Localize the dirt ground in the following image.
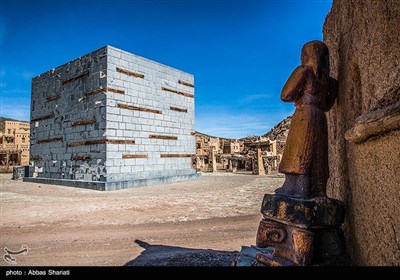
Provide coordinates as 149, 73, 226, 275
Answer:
0, 172, 283, 266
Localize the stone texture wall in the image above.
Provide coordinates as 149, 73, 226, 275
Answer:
28, 46, 197, 190
104, 46, 196, 189
323, 0, 400, 265
30, 47, 108, 185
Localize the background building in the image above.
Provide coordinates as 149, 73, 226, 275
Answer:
0, 117, 30, 172
194, 116, 291, 174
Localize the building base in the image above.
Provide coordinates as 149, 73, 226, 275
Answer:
23, 173, 201, 191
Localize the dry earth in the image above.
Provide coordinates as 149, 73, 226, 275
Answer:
0, 172, 283, 266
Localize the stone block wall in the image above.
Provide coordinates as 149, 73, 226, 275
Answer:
26, 46, 198, 190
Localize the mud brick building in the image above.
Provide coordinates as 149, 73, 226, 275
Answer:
25, 46, 198, 190
0, 118, 30, 171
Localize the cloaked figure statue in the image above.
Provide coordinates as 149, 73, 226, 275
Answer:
276, 40, 338, 198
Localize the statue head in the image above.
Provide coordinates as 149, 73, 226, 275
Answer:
301, 40, 329, 78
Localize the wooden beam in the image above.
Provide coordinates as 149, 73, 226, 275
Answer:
31, 113, 55, 122
170, 106, 188, 113
67, 139, 135, 147
61, 70, 90, 85
72, 118, 96, 127
107, 139, 136, 145
161, 87, 194, 98
85, 87, 124, 97
30, 157, 42, 161
71, 155, 91, 161
122, 154, 148, 159
116, 67, 144, 79
67, 139, 106, 147
37, 137, 63, 144
107, 88, 125, 95
160, 154, 193, 158
117, 103, 162, 114
178, 80, 194, 88
46, 95, 61, 101
85, 87, 106, 96
149, 134, 178, 140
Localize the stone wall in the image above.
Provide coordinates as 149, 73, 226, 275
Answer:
104, 46, 197, 189
323, 0, 400, 265
27, 46, 197, 190
29, 47, 107, 186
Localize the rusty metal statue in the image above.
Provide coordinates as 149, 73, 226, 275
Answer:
239, 41, 345, 266
276, 40, 338, 198
239, 41, 345, 267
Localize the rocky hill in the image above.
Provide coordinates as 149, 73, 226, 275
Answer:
262, 115, 292, 141
0, 116, 28, 123
209, 115, 292, 142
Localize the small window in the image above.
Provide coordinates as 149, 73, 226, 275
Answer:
22, 138, 25, 143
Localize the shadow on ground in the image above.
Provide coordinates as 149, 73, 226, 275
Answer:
125, 239, 239, 266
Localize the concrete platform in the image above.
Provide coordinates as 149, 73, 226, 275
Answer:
24, 173, 201, 191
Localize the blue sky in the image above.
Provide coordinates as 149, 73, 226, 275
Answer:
0, 0, 332, 139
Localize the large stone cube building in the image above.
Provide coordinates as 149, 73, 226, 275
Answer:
25, 46, 198, 190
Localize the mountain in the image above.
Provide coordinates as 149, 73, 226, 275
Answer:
262, 115, 292, 141
237, 115, 292, 142
0, 116, 29, 123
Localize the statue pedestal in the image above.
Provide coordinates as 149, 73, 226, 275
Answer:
252, 194, 345, 266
